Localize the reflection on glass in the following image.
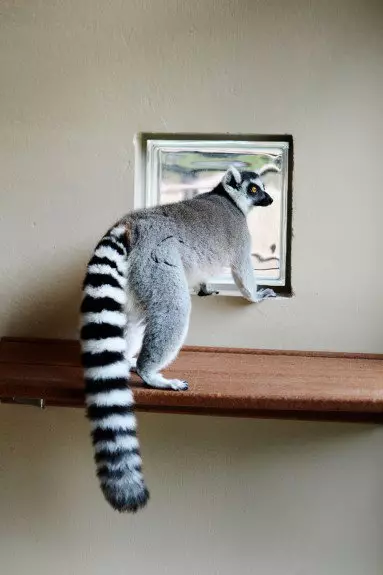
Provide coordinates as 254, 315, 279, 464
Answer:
158, 148, 283, 283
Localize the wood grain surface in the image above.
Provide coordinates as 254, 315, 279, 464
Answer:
1, 338, 383, 422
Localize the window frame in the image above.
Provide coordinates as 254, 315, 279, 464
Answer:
134, 133, 293, 297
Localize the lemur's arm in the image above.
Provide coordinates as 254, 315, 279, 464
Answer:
231, 243, 276, 303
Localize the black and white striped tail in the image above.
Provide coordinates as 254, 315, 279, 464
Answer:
80, 224, 149, 512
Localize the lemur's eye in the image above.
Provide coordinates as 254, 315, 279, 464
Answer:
251, 186, 258, 194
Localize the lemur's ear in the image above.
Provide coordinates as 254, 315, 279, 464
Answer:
257, 163, 281, 177
224, 165, 242, 188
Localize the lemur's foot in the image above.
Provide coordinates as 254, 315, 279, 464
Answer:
137, 371, 189, 391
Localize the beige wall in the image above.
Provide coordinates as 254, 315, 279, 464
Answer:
1, 1, 383, 573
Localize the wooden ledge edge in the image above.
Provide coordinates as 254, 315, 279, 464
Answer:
1, 336, 382, 361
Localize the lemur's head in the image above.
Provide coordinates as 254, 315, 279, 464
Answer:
222, 165, 279, 214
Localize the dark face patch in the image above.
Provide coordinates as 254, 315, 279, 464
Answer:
246, 180, 273, 207
221, 168, 274, 212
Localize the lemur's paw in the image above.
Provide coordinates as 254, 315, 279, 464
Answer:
168, 379, 189, 391
138, 371, 189, 391
197, 282, 219, 297
257, 288, 277, 300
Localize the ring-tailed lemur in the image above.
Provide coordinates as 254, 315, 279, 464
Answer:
80, 165, 278, 513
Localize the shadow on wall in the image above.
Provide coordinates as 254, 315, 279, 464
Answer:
0, 406, 379, 539
4, 257, 86, 339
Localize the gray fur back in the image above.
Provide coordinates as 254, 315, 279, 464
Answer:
123, 190, 249, 288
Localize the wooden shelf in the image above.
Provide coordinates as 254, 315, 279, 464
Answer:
1, 338, 383, 422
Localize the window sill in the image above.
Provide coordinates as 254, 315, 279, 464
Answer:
0, 338, 382, 423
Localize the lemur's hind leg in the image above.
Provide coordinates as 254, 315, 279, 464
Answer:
125, 315, 145, 373
133, 256, 191, 391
